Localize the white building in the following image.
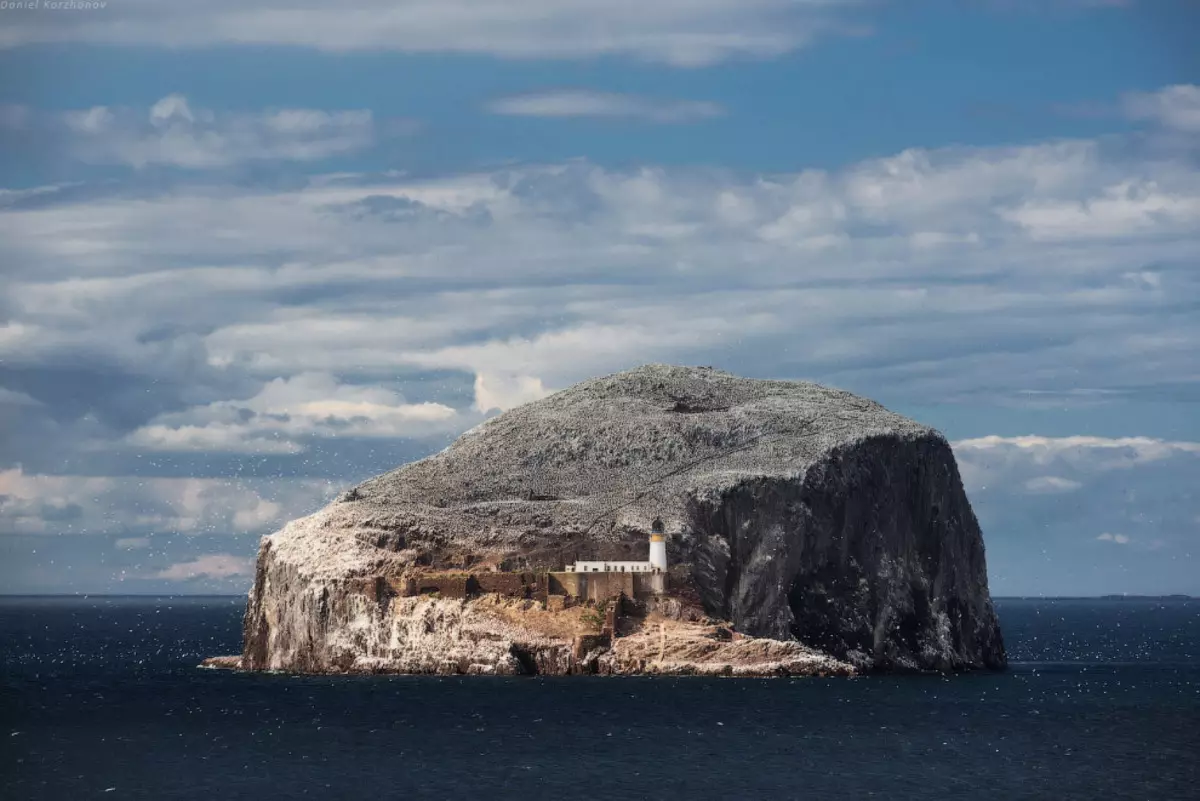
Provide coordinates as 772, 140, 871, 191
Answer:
567, 560, 656, 573
566, 525, 667, 574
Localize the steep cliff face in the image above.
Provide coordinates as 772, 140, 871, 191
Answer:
682, 433, 1004, 671
242, 538, 568, 675
239, 364, 1005, 674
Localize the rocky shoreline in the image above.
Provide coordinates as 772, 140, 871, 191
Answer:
204, 592, 856, 677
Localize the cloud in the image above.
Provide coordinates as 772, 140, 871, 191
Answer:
999, 179, 1200, 241
486, 91, 725, 123
954, 435, 1200, 475
0, 0, 863, 66
2, 94, 381, 168
154, 553, 253, 581
1, 95, 1199, 596
473, 372, 550, 413
1022, 475, 1083, 494
959, 433, 1200, 455
114, 537, 151, 550
952, 434, 1197, 594
0, 466, 337, 537
1, 123, 1198, 463
0, 387, 40, 406
127, 372, 460, 454
1122, 84, 1200, 134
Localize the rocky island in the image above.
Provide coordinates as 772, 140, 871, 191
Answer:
211, 365, 1006, 676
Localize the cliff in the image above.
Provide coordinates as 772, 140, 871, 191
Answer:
237, 364, 1006, 674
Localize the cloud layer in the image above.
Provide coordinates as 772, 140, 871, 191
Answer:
0, 466, 336, 538
154, 553, 253, 581
1123, 84, 1200, 134
1, 85, 1197, 593
129, 372, 460, 455
3, 129, 1197, 424
0, 0, 861, 66
953, 435, 1198, 594
487, 91, 724, 123
1, 94, 380, 168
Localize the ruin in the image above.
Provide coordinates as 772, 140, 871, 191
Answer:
394, 528, 670, 605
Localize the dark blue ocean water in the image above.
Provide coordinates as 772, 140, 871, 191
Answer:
1, 597, 1197, 801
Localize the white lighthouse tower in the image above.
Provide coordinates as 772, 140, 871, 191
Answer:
648, 518, 667, 572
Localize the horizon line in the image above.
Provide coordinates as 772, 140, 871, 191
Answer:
0, 593, 1193, 600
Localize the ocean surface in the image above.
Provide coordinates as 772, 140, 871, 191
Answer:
1, 597, 1197, 800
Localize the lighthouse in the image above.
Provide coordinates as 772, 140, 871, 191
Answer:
649, 517, 667, 572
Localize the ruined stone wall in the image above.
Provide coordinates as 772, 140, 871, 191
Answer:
411, 574, 472, 599
548, 572, 582, 598
548, 571, 666, 601
394, 571, 548, 601
471, 572, 548, 600
634, 573, 666, 597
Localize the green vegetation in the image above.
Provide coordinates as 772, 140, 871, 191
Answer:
580, 610, 604, 629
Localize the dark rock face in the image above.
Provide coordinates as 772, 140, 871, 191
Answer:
683, 434, 1005, 671
241, 364, 1005, 673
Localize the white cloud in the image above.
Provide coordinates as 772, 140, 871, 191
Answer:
2, 111, 1199, 467
115, 537, 151, 550
473, 372, 550, 413
954, 435, 1200, 494
952, 434, 1199, 559
951, 431, 1196, 593
1122, 84, 1200, 134
486, 91, 724, 123
1000, 180, 1200, 241
0, 387, 40, 406
0, 466, 336, 536
2, 102, 1199, 596
0, 0, 861, 66
154, 553, 253, 581
955, 435, 1200, 466
126, 426, 304, 455
148, 94, 194, 127
232, 499, 282, 531
1022, 475, 1083, 494
9, 94, 380, 169
127, 372, 459, 454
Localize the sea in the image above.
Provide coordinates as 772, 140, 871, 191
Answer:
1, 597, 1197, 800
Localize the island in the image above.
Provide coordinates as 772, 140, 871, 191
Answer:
207, 364, 1006, 676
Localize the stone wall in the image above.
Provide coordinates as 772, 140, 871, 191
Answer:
395, 571, 549, 601
548, 571, 665, 601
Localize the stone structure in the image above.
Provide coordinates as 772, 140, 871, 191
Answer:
567, 561, 655, 573
393, 572, 549, 601
547, 569, 666, 603
554, 530, 668, 600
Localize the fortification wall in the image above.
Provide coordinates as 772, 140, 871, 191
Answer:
548, 571, 665, 601
393, 571, 549, 601
366, 569, 659, 604
548, 572, 582, 598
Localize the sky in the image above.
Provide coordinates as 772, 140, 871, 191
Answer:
0, 0, 1197, 597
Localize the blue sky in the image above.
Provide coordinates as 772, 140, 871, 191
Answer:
0, 0, 1197, 596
